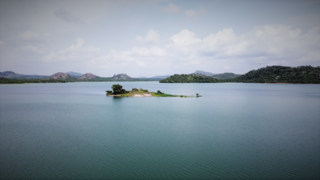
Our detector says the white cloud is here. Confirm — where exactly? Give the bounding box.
[0,40,3,46]
[88,46,167,69]
[135,29,160,44]
[169,29,201,46]
[15,25,320,75]
[41,38,101,62]
[60,38,84,53]
[162,3,181,13]
[166,25,320,65]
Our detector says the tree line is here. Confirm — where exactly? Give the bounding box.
[160,66,320,84]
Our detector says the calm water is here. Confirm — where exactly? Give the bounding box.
[0,82,319,179]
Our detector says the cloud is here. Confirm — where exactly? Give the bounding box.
[88,46,167,69]
[135,29,160,44]
[53,8,83,23]
[161,3,181,13]
[167,25,320,65]
[89,25,320,72]
[61,38,84,52]
[41,38,100,62]
[0,40,3,46]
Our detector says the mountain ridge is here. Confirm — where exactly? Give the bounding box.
[66,71,83,77]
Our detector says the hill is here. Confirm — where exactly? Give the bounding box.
[236,65,320,83]
[192,70,241,79]
[66,71,83,77]
[78,73,97,79]
[212,73,241,79]
[50,72,77,81]
[193,70,215,76]
[112,73,131,80]
[0,71,20,79]
[0,71,51,79]
[18,74,50,79]
[160,66,320,83]
[150,75,172,79]
[159,74,223,83]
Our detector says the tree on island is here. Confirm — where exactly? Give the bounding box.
[112,84,126,94]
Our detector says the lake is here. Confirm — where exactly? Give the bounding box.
[0,82,319,179]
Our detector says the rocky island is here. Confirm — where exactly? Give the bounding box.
[106,84,200,97]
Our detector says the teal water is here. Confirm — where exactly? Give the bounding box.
[0,82,319,179]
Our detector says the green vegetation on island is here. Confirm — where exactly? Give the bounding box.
[160,65,320,84]
[106,84,195,97]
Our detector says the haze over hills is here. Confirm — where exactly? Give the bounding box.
[192,70,216,76]
[0,71,20,79]
[0,71,50,79]
[66,72,83,77]
[112,73,131,80]
[78,73,97,79]
[192,70,241,79]
[150,75,172,79]
[50,72,77,81]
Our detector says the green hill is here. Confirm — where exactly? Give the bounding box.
[212,73,241,79]
[159,74,223,83]
[160,66,320,84]
[112,73,131,80]
[236,65,320,83]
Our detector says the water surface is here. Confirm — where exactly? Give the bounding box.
[0,82,319,179]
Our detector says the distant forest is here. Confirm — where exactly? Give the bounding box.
[160,66,320,84]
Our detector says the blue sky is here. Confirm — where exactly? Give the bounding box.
[0,0,319,77]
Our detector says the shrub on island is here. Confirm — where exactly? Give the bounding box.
[139,88,149,92]
[112,84,126,94]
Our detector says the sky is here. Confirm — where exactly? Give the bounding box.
[0,0,320,77]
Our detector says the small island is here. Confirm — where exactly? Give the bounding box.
[106,84,200,97]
